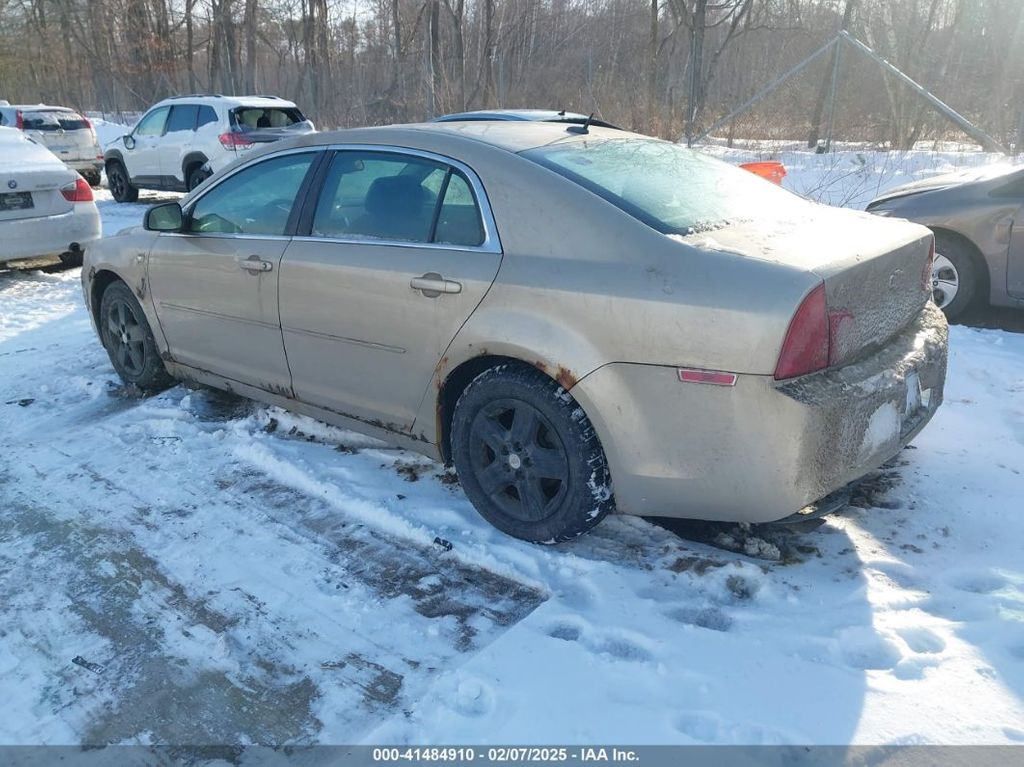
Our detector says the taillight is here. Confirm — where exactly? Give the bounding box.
[61,177,94,202]
[81,115,93,130]
[219,131,253,149]
[774,283,829,380]
[15,110,23,129]
[922,238,935,293]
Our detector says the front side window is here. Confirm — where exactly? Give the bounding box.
[523,138,806,236]
[188,152,316,236]
[135,107,170,138]
[311,151,485,246]
[166,105,199,133]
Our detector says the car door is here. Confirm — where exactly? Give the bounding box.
[147,150,320,392]
[160,104,199,186]
[124,106,170,182]
[279,148,503,432]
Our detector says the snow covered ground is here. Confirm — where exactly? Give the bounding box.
[1,152,1023,746]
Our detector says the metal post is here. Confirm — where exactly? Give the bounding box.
[823,37,843,153]
[692,37,839,145]
[838,31,1008,154]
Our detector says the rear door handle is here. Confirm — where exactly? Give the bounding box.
[410,272,462,297]
[239,255,273,273]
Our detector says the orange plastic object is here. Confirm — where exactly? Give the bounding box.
[740,161,787,186]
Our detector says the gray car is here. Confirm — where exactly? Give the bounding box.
[82,122,947,543]
[867,165,1024,318]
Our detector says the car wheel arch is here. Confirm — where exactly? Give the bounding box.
[929,226,992,299]
[90,270,125,326]
[182,153,209,181]
[435,353,595,464]
[104,152,126,171]
[90,270,164,354]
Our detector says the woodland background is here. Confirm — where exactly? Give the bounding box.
[0,0,1022,147]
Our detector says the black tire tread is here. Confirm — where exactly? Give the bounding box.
[99,281,174,391]
[107,161,139,203]
[451,363,614,543]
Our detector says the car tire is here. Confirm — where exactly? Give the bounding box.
[931,232,979,320]
[187,166,210,191]
[82,170,101,187]
[99,281,173,391]
[59,250,83,267]
[107,161,139,203]
[451,364,614,543]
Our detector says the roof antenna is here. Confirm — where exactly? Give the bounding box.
[567,113,595,135]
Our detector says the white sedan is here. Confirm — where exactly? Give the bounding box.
[0,126,100,267]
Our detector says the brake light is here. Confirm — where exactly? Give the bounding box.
[15,110,23,129]
[922,238,935,293]
[61,177,94,202]
[81,115,92,130]
[219,131,253,149]
[774,283,829,380]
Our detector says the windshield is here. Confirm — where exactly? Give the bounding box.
[21,110,90,131]
[523,138,805,235]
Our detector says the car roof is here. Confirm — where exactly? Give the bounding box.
[435,109,591,122]
[281,121,642,156]
[152,94,298,110]
[4,104,77,112]
[434,109,621,130]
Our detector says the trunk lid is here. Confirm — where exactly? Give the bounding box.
[21,109,100,163]
[0,136,75,221]
[695,206,932,367]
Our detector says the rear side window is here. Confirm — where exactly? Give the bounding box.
[435,174,484,246]
[135,107,170,137]
[232,107,304,130]
[166,104,199,133]
[188,152,316,236]
[196,106,218,129]
[310,151,484,246]
[22,110,90,131]
[523,138,804,235]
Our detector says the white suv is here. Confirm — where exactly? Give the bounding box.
[103,94,315,202]
[0,102,104,185]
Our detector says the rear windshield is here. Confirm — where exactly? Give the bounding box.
[231,107,305,130]
[522,138,803,235]
[21,110,90,131]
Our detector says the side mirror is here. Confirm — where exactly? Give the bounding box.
[123,134,135,150]
[144,202,184,232]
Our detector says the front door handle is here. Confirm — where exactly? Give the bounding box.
[410,272,462,297]
[239,255,273,273]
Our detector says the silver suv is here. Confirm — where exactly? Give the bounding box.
[103,94,315,202]
[0,102,104,185]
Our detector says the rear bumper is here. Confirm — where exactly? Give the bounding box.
[66,159,104,174]
[0,204,101,263]
[571,302,948,524]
